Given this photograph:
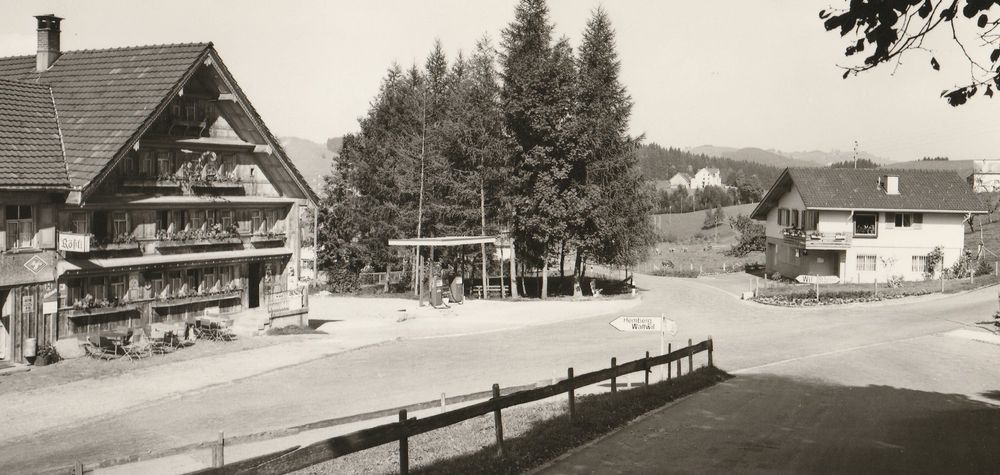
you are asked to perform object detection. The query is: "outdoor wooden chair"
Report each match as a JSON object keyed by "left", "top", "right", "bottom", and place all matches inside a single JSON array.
[{"left": 121, "top": 329, "right": 153, "bottom": 361}]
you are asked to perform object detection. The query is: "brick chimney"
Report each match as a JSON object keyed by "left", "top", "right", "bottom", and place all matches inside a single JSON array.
[{"left": 35, "top": 14, "right": 62, "bottom": 72}]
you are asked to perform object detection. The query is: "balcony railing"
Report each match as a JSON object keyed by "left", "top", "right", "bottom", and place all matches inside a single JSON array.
[
  {"left": 151, "top": 290, "right": 243, "bottom": 308},
  {"left": 782, "top": 228, "right": 852, "bottom": 249},
  {"left": 250, "top": 233, "right": 286, "bottom": 246},
  {"left": 61, "top": 303, "right": 139, "bottom": 319}
]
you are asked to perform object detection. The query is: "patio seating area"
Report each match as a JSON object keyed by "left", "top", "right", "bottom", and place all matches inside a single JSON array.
[{"left": 81, "top": 318, "right": 234, "bottom": 362}]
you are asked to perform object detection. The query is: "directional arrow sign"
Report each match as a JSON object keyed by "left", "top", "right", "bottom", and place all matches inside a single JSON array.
[{"left": 610, "top": 316, "right": 662, "bottom": 332}]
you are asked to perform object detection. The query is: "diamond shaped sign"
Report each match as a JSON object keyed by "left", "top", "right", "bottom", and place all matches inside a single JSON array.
[{"left": 24, "top": 255, "right": 48, "bottom": 274}]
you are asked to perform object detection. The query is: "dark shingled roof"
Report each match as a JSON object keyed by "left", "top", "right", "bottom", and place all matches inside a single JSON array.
[
  {"left": 751, "top": 168, "right": 987, "bottom": 220},
  {"left": 0, "top": 43, "right": 211, "bottom": 189},
  {"left": 0, "top": 78, "right": 68, "bottom": 188}
]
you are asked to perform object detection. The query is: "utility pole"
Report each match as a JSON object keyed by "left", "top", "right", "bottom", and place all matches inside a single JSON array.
[{"left": 853, "top": 140, "right": 859, "bottom": 169}]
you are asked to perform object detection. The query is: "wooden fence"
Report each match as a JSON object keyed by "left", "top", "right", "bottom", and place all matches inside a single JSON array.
[{"left": 191, "top": 337, "right": 714, "bottom": 475}]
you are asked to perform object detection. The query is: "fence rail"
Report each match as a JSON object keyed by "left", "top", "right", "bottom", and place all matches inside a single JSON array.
[{"left": 192, "top": 337, "right": 714, "bottom": 475}]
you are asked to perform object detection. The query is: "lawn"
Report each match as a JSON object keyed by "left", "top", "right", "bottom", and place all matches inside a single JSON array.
[
  {"left": 650, "top": 203, "right": 758, "bottom": 242},
  {"left": 296, "top": 366, "right": 730, "bottom": 475}
]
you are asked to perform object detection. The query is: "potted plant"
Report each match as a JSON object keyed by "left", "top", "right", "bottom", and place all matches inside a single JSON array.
[{"left": 35, "top": 344, "right": 61, "bottom": 367}]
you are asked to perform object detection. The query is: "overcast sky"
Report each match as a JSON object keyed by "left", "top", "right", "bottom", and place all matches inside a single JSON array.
[{"left": 1, "top": 0, "right": 997, "bottom": 162}]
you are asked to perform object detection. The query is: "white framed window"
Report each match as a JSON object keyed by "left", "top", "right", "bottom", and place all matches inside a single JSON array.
[
  {"left": 5, "top": 205, "right": 34, "bottom": 249},
  {"left": 912, "top": 255, "right": 928, "bottom": 273},
  {"left": 857, "top": 255, "right": 877, "bottom": 272},
  {"left": 112, "top": 211, "right": 129, "bottom": 238},
  {"left": 220, "top": 210, "right": 234, "bottom": 230},
  {"left": 854, "top": 213, "right": 878, "bottom": 238},
  {"left": 71, "top": 212, "right": 89, "bottom": 234},
  {"left": 89, "top": 277, "right": 106, "bottom": 300},
  {"left": 110, "top": 275, "right": 127, "bottom": 301},
  {"left": 251, "top": 210, "right": 264, "bottom": 234}
]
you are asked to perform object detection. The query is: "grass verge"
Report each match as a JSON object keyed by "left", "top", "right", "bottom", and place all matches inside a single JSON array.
[{"left": 300, "top": 366, "right": 730, "bottom": 474}]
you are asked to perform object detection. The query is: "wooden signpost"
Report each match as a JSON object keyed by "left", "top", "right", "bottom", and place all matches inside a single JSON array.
[{"left": 609, "top": 314, "right": 678, "bottom": 381}]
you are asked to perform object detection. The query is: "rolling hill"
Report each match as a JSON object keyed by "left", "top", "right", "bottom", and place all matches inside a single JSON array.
[
  {"left": 688, "top": 145, "right": 892, "bottom": 168},
  {"left": 280, "top": 136, "right": 339, "bottom": 193}
]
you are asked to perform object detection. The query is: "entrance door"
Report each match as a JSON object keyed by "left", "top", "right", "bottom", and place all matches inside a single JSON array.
[
  {"left": 0, "top": 290, "right": 10, "bottom": 360},
  {"left": 248, "top": 263, "right": 261, "bottom": 309}
]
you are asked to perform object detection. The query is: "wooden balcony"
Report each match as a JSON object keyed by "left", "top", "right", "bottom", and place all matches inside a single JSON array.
[
  {"left": 151, "top": 290, "right": 243, "bottom": 309},
  {"left": 155, "top": 237, "right": 243, "bottom": 250},
  {"left": 61, "top": 303, "right": 139, "bottom": 319},
  {"left": 782, "top": 229, "right": 852, "bottom": 250},
  {"left": 250, "top": 234, "right": 286, "bottom": 247}
]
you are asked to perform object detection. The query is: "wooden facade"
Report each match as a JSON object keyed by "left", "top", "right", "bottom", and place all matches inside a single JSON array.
[{"left": 0, "top": 42, "right": 316, "bottom": 364}]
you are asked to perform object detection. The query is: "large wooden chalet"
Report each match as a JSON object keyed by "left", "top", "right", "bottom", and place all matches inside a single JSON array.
[{"left": 0, "top": 15, "right": 317, "bottom": 363}]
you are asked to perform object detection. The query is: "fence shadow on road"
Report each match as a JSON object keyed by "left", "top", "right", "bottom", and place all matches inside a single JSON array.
[{"left": 532, "top": 373, "right": 1000, "bottom": 475}]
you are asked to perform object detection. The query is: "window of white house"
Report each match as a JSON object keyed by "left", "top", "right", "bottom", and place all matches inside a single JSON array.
[
  {"left": 857, "top": 255, "right": 877, "bottom": 272},
  {"left": 853, "top": 213, "right": 878, "bottom": 237},
  {"left": 71, "top": 212, "right": 88, "bottom": 234},
  {"left": 791, "top": 210, "right": 800, "bottom": 229},
  {"left": 112, "top": 211, "right": 128, "bottom": 238},
  {"left": 777, "top": 208, "right": 787, "bottom": 226},
  {"left": 5, "top": 205, "right": 34, "bottom": 250},
  {"left": 912, "top": 255, "right": 928, "bottom": 273},
  {"left": 804, "top": 210, "right": 819, "bottom": 231},
  {"left": 888, "top": 212, "right": 923, "bottom": 229}
]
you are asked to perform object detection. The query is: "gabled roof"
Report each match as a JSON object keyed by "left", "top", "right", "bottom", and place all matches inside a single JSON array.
[
  {"left": 751, "top": 168, "right": 986, "bottom": 220},
  {"left": 0, "top": 78, "right": 68, "bottom": 188},
  {"left": 0, "top": 43, "right": 211, "bottom": 190},
  {"left": 0, "top": 43, "right": 318, "bottom": 204},
  {"left": 670, "top": 172, "right": 692, "bottom": 182}
]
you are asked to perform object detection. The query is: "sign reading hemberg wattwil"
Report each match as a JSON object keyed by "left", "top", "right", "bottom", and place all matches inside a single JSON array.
[{"left": 610, "top": 316, "right": 662, "bottom": 332}]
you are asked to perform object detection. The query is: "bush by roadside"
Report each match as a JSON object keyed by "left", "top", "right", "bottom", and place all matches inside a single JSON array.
[
  {"left": 265, "top": 325, "right": 323, "bottom": 336},
  {"left": 754, "top": 274, "right": 1000, "bottom": 306},
  {"left": 304, "top": 366, "right": 731, "bottom": 475}
]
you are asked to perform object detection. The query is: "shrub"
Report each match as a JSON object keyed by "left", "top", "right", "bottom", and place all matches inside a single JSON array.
[
  {"left": 650, "top": 268, "right": 700, "bottom": 278},
  {"left": 325, "top": 267, "right": 360, "bottom": 293},
  {"left": 725, "top": 214, "right": 765, "bottom": 257},
  {"left": 35, "top": 345, "right": 61, "bottom": 366}
]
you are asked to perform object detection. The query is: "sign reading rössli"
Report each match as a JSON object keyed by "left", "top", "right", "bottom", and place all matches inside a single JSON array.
[{"left": 58, "top": 232, "right": 91, "bottom": 253}]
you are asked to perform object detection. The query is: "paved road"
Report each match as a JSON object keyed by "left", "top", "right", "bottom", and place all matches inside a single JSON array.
[{"left": 4, "top": 274, "right": 999, "bottom": 473}]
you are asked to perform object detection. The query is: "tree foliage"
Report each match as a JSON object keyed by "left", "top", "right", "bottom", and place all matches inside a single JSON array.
[
  {"left": 823, "top": 0, "right": 1000, "bottom": 105},
  {"left": 725, "top": 214, "right": 766, "bottom": 257},
  {"left": 317, "top": 0, "right": 655, "bottom": 298},
  {"left": 830, "top": 158, "right": 881, "bottom": 168}
]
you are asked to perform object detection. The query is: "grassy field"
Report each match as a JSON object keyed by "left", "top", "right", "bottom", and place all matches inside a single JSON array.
[
  {"left": 298, "top": 367, "right": 730, "bottom": 475},
  {"left": 650, "top": 203, "right": 758, "bottom": 242},
  {"left": 639, "top": 203, "right": 763, "bottom": 276}
]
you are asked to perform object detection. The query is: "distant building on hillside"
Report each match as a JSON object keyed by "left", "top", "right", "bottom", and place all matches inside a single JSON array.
[
  {"left": 692, "top": 167, "right": 722, "bottom": 190},
  {"left": 665, "top": 173, "right": 692, "bottom": 192},
  {"left": 967, "top": 159, "right": 1000, "bottom": 192}
]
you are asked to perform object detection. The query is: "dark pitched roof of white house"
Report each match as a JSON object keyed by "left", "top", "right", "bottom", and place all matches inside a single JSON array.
[{"left": 751, "top": 168, "right": 987, "bottom": 220}]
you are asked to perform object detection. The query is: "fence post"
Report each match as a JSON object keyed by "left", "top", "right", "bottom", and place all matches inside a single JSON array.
[
  {"left": 567, "top": 367, "right": 576, "bottom": 425},
  {"left": 676, "top": 355, "right": 682, "bottom": 377},
  {"left": 667, "top": 343, "right": 672, "bottom": 380},
  {"left": 707, "top": 336, "right": 714, "bottom": 368},
  {"left": 211, "top": 431, "right": 224, "bottom": 468},
  {"left": 399, "top": 409, "right": 409, "bottom": 475},
  {"left": 440, "top": 392, "right": 446, "bottom": 413},
  {"left": 688, "top": 338, "right": 694, "bottom": 373},
  {"left": 610, "top": 357, "right": 617, "bottom": 394},
  {"left": 492, "top": 384, "right": 504, "bottom": 458},
  {"left": 644, "top": 351, "right": 650, "bottom": 386},
  {"left": 74, "top": 461, "right": 83, "bottom": 475}
]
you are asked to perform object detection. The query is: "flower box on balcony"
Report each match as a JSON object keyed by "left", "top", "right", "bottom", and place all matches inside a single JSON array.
[
  {"left": 151, "top": 291, "right": 242, "bottom": 308},
  {"left": 61, "top": 304, "right": 139, "bottom": 318},
  {"left": 250, "top": 234, "right": 286, "bottom": 245},
  {"left": 121, "top": 179, "right": 181, "bottom": 188},
  {"left": 92, "top": 242, "right": 141, "bottom": 252},
  {"left": 155, "top": 237, "right": 242, "bottom": 249}
]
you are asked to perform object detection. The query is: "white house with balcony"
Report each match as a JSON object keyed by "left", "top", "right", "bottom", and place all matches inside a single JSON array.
[{"left": 751, "top": 168, "right": 986, "bottom": 283}]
